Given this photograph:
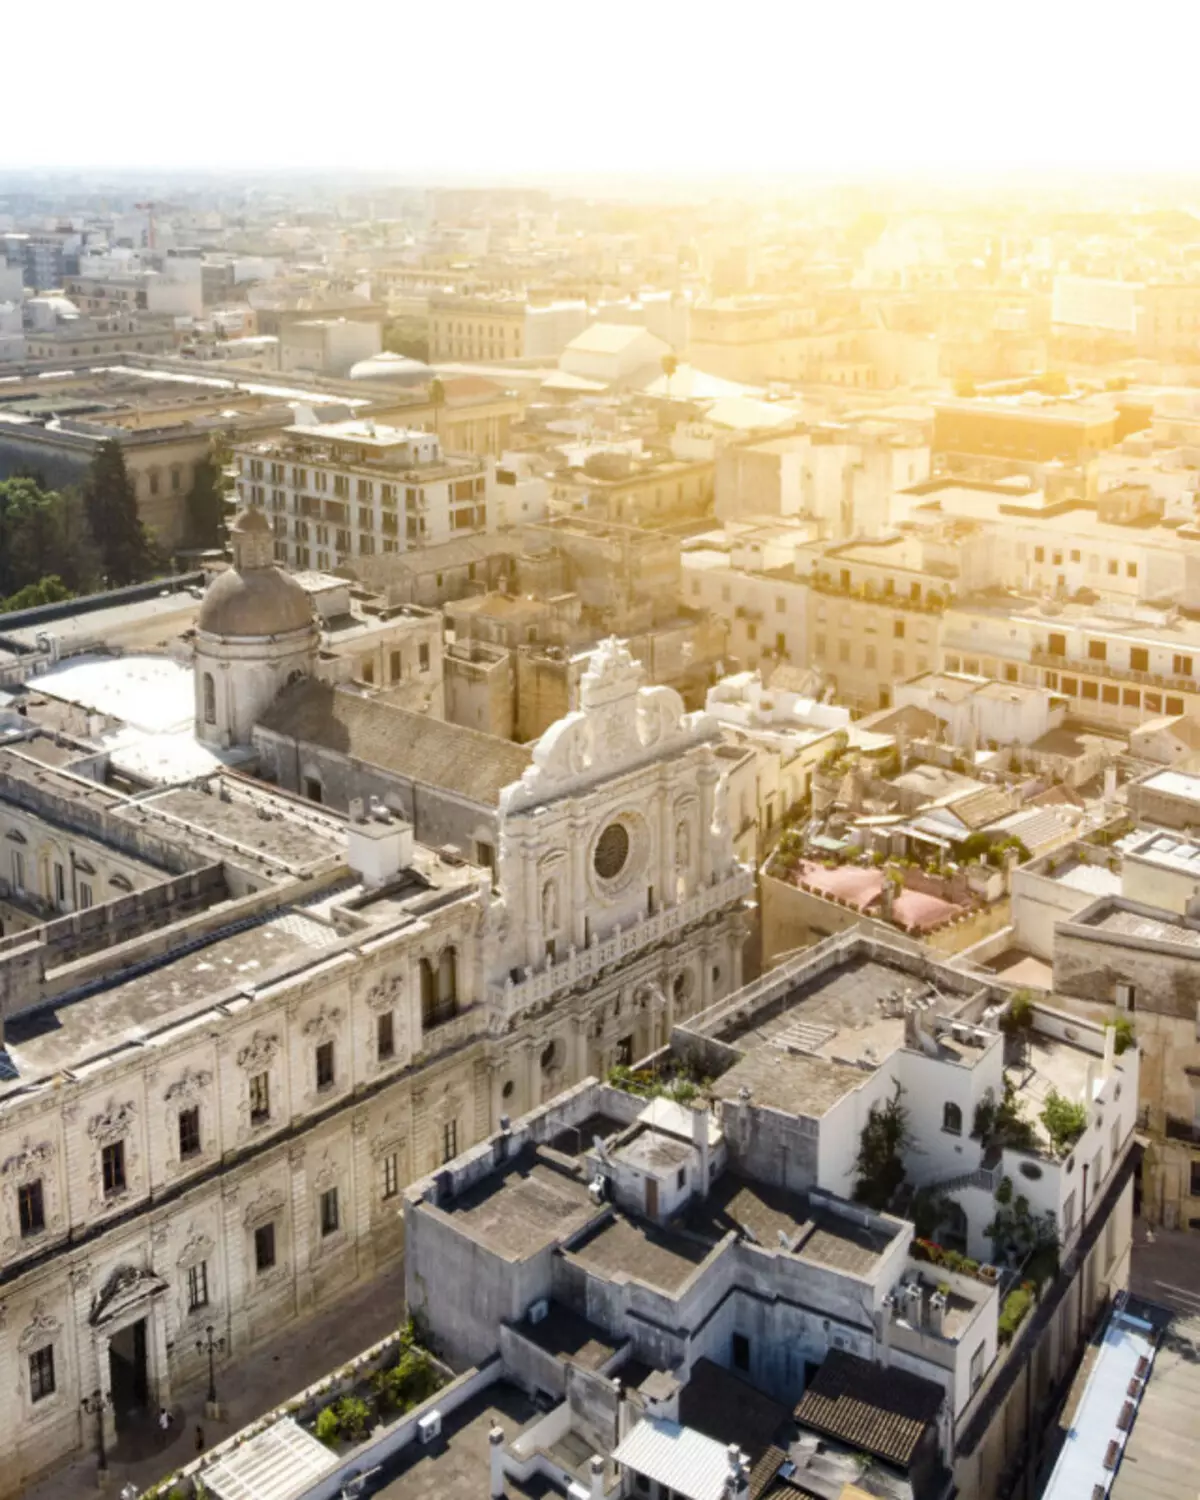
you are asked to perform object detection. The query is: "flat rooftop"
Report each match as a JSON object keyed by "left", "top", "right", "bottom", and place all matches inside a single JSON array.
[
  {"left": 371, "top": 1382, "right": 544, "bottom": 1500},
  {"left": 1071, "top": 898, "right": 1200, "bottom": 950},
  {"left": 569, "top": 1213, "right": 712, "bottom": 1294},
  {"left": 686, "top": 1175, "right": 899, "bottom": 1276},
  {"left": 1136, "top": 767, "right": 1200, "bottom": 805},
  {"left": 511, "top": 1302, "right": 620, "bottom": 1373},
  {"left": 439, "top": 1149, "right": 598, "bottom": 1260},
  {"left": 711, "top": 953, "right": 979, "bottom": 1077},
  {"left": 1111, "top": 1313, "right": 1200, "bottom": 1500}
]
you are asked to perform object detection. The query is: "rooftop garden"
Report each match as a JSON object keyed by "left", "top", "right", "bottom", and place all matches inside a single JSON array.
[{"left": 606, "top": 1061, "right": 712, "bottom": 1106}]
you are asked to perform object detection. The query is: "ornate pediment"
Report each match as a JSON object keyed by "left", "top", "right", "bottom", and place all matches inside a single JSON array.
[
  {"left": 236, "top": 1032, "right": 280, "bottom": 1072},
  {"left": 499, "top": 639, "right": 711, "bottom": 815},
  {"left": 364, "top": 973, "right": 403, "bottom": 1013},
  {"left": 164, "top": 1067, "right": 213, "bottom": 1104},
  {"left": 88, "top": 1100, "right": 136, "bottom": 1145},
  {"left": 176, "top": 1225, "right": 215, "bottom": 1269},
  {"left": 243, "top": 1185, "right": 286, "bottom": 1228},
  {"left": 2, "top": 1138, "right": 52, "bottom": 1180},
  {"left": 89, "top": 1265, "right": 168, "bottom": 1328},
  {"left": 302, "top": 1004, "right": 343, "bottom": 1041},
  {"left": 18, "top": 1300, "right": 60, "bottom": 1352}
]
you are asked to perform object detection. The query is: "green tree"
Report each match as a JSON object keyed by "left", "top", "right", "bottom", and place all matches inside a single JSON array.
[
  {"left": 1039, "top": 1089, "right": 1087, "bottom": 1156},
  {"left": 185, "top": 435, "right": 232, "bottom": 550},
  {"left": 0, "top": 575, "right": 72, "bottom": 613},
  {"left": 853, "top": 1081, "right": 910, "bottom": 1210},
  {"left": 0, "top": 476, "right": 100, "bottom": 598},
  {"left": 83, "top": 440, "right": 155, "bottom": 586}
]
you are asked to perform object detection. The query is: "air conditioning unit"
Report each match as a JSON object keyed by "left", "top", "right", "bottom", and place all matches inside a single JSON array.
[
  {"left": 588, "top": 1176, "right": 607, "bottom": 1204},
  {"left": 417, "top": 1410, "right": 442, "bottom": 1444},
  {"left": 528, "top": 1298, "right": 549, "bottom": 1325}
]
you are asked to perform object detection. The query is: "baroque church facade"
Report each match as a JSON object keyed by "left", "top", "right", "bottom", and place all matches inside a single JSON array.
[{"left": 0, "top": 515, "right": 750, "bottom": 1492}]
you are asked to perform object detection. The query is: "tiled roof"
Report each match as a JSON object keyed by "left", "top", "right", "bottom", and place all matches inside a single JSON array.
[
  {"left": 255, "top": 679, "right": 531, "bottom": 806},
  {"left": 793, "top": 1348, "right": 943, "bottom": 1469}
]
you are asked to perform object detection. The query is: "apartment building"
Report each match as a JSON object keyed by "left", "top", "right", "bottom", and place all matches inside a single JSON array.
[
  {"left": 428, "top": 292, "right": 527, "bottom": 362},
  {"left": 234, "top": 420, "right": 493, "bottom": 573},
  {"left": 896, "top": 477, "right": 1200, "bottom": 608},
  {"left": 942, "top": 594, "right": 1200, "bottom": 733},
  {"left": 933, "top": 397, "right": 1118, "bottom": 464},
  {"left": 549, "top": 447, "right": 715, "bottom": 527},
  {"left": 406, "top": 932, "right": 1137, "bottom": 1500}
]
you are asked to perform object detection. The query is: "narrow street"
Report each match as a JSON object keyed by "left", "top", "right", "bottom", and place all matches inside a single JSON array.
[{"left": 26, "top": 1263, "right": 405, "bottom": 1499}]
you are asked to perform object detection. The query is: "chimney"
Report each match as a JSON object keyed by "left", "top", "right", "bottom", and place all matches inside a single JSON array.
[
  {"left": 691, "top": 1105, "right": 711, "bottom": 1199},
  {"left": 1102, "top": 1022, "right": 1116, "bottom": 1074},
  {"left": 928, "top": 1288, "right": 947, "bottom": 1337},
  {"left": 880, "top": 875, "right": 896, "bottom": 923},
  {"left": 346, "top": 797, "right": 413, "bottom": 888},
  {"left": 589, "top": 1454, "right": 605, "bottom": 1500},
  {"left": 489, "top": 1425, "right": 505, "bottom": 1500},
  {"left": 724, "top": 1445, "right": 750, "bottom": 1500}
]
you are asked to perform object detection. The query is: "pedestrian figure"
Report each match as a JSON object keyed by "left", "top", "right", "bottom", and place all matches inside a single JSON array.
[
  {"left": 195, "top": 1423, "right": 206, "bottom": 1453},
  {"left": 158, "top": 1406, "right": 171, "bottom": 1432}
]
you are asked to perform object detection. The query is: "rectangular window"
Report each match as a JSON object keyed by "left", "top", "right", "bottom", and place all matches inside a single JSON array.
[
  {"left": 1034, "top": 546, "right": 1045, "bottom": 563},
  {"left": 53, "top": 862, "right": 65, "bottom": 906},
  {"left": 442, "top": 1119, "right": 458, "bottom": 1163},
  {"left": 383, "top": 1151, "right": 400, "bottom": 1200},
  {"left": 11, "top": 849, "right": 23, "bottom": 891},
  {"left": 78, "top": 881, "right": 92, "bottom": 908},
  {"left": 187, "top": 1260, "right": 209, "bottom": 1312},
  {"left": 315, "top": 1040, "right": 335, "bottom": 1091},
  {"left": 390, "top": 649, "right": 402, "bottom": 682},
  {"left": 1062, "top": 1191, "right": 1076, "bottom": 1235},
  {"left": 1081, "top": 680, "right": 1099, "bottom": 700},
  {"left": 893, "top": 619, "right": 905, "bottom": 639},
  {"left": 838, "top": 640, "right": 850, "bottom": 664},
  {"left": 377, "top": 1010, "right": 395, "bottom": 1061},
  {"left": 254, "top": 1222, "right": 276, "bottom": 1273},
  {"left": 1173, "top": 654, "right": 1193, "bottom": 677},
  {"left": 970, "top": 1342, "right": 986, "bottom": 1393},
  {"left": 1061, "top": 676, "right": 1078, "bottom": 696},
  {"left": 1131, "top": 647, "right": 1149, "bottom": 672},
  {"left": 320, "top": 1186, "right": 339, "bottom": 1237},
  {"left": 1087, "top": 640, "right": 1107, "bottom": 661},
  {"left": 1108, "top": 559, "right": 1119, "bottom": 576},
  {"left": 29, "top": 1345, "right": 55, "bottom": 1403},
  {"left": 419, "top": 642, "right": 431, "bottom": 672},
  {"left": 249, "top": 1072, "right": 270, "bottom": 1125},
  {"left": 1127, "top": 562, "right": 1137, "bottom": 579},
  {"left": 1117, "top": 982, "right": 1136, "bottom": 1012},
  {"left": 732, "top": 1333, "right": 750, "bottom": 1371},
  {"left": 1102, "top": 684, "right": 1119, "bottom": 705},
  {"left": 18, "top": 1179, "right": 45, "bottom": 1237},
  {"left": 101, "top": 1140, "right": 126, "bottom": 1197},
  {"left": 178, "top": 1106, "right": 202, "bottom": 1159},
  {"left": 1167, "top": 696, "right": 1185, "bottom": 716}
]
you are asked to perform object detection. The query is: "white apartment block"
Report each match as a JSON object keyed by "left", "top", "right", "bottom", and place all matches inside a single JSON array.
[{"left": 234, "top": 421, "right": 494, "bottom": 574}]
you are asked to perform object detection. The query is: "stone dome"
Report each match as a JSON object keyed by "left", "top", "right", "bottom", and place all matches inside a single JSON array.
[{"left": 196, "top": 509, "right": 314, "bottom": 638}]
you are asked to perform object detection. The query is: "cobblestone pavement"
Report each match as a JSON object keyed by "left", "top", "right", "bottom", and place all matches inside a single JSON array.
[{"left": 27, "top": 1262, "right": 406, "bottom": 1498}]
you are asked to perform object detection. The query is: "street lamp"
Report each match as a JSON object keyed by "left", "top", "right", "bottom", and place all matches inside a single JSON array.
[
  {"left": 80, "top": 1387, "right": 112, "bottom": 1473},
  {"left": 196, "top": 1323, "right": 226, "bottom": 1414}
]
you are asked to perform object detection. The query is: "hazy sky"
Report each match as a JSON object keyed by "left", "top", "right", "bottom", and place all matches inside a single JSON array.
[{"left": 8, "top": 0, "right": 1200, "bottom": 177}]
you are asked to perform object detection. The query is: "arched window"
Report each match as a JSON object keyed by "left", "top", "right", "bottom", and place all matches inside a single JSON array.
[
  {"left": 202, "top": 672, "right": 216, "bottom": 725},
  {"left": 438, "top": 948, "right": 457, "bottom": 1007},
  {"left": 943, "top": 1102, "right": 963, "bottom": 1135},
  {"left": 422, "top": 949, "right": 457, "bottom": 1028}
]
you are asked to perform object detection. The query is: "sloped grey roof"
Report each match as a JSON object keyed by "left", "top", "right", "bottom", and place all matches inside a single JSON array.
[{"left": 256, "top": 680, "right": 531, "bottom": 806}]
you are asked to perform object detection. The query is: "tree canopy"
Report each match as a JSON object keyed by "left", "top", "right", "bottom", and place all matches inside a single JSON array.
[
  {"left": 0, "top": 475, "right": 102, "bottom": 608},
  {"left": 83, "top": 440, "right": 156, "bottom": 587},
  {"left": 185, "top": 434, "right": 232, "bottom": 550}
]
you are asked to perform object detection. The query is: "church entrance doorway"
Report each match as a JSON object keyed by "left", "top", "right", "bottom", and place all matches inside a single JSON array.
[{"left": 108, "top": 1317, "right": 149, "bottom": 1429}]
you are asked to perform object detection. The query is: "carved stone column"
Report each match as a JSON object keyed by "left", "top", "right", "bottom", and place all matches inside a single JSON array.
[
  {"left": 221, "top": 1184, "right": 247, "bottom": 1351},
  {"left": 288, "top": 1142, "right": 313, "bottom": 1317},
  {"left": 658, "top": 781, "right": 673, "bottom": 910},
  {"left": 569, "top": 811, "right": 589, "bottom": 948},
  {"left": 522, "top": 831, "right": 541, "bottom": 969},
  {"left": 351, "top": 1112, "right": 373, "bottom": 1276},
  {"left": 699, "top": 749, "right": 718, "bottom": 886}
]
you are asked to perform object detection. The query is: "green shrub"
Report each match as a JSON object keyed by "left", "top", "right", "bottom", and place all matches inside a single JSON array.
[
  {"left": 1040, "top": 1089, "right": 1087, "bottom": 1156},
  {"left": 314, "top": 1406, "right": 341, "bottom": 1447},
  {"left": 335, "top": 1395, "right": 372, "bottom": 1442},
  {"left": 995, "top": 1176, "right": 1013, "bottom": 1206},
  {"left": 998, "top": 1285, "right": 1034, "bottom": 1344},
  {"left": 1105, "top": 1015, "right": 1135, "bottom": 1056}
]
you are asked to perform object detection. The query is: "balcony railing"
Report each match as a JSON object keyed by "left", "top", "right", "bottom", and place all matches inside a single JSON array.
[
  {"left": 488, "top": 866, "right": 754, "bottom": 1025},
  {"left": 1031, "top": 649, "right": 1198, "bottom": 695},
  {"left": 809, "top": 573, "right": 951, "bottom": 615}
]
